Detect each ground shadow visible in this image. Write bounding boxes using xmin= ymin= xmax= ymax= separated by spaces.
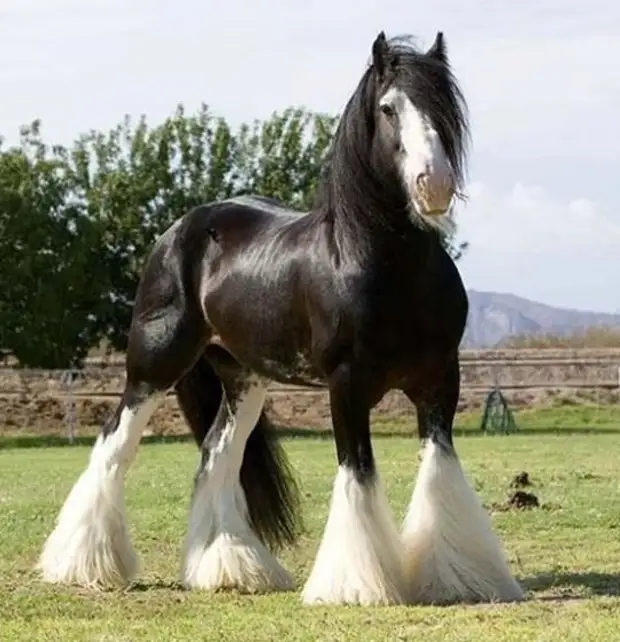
xmin=2 ymin=424 xmax=620 ymax=451
xmin=521 ymin=571 xmax=620 ymax=597
xmin=124 ymin=572 xmax=620 ymax=602
xmin=0 ymin=433 xmax=196 ymax=451
xmin=129 ymin=580 xmax=185 ymax=592
xmin=453 ymin=426 xmax=620 ymax=438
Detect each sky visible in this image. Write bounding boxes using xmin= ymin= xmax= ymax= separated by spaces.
xmin=1 ymin=0 xmax=619 ymax=312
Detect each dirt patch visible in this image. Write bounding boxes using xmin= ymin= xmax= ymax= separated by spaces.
xmin=488 ymin=472 xmax=543 ymax=512
xmin=1 ymin=383 xmax=616 ymax=439
xmin=490 ymin=491 xmax=541 ymax=512
xmin=0 ymin=384 xmax=467 ymax=436
xmin=507 ymin=491 xmax=540 ymax=510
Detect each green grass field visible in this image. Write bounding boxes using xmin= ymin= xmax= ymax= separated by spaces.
xmin=2 ymin=406 xmax=620 ymax=641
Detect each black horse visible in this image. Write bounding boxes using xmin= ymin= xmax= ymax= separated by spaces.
xmin=39 ymin=31 xmax=524 ymax=606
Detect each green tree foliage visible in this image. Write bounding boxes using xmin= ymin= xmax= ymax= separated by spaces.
xmin=0 ymin=122 xmax=106 ymax=367
xmin=0 ymin=103 xmax=466 ymax=368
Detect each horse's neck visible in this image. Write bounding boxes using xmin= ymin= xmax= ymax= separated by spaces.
xmin=326 ymin=204 xmax=434 ymax=271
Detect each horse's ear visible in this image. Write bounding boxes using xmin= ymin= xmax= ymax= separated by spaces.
xmin=427 ymin=31 xmax=447 ymax=64
xmin=372 ymin=31 xmax=389 ymax=77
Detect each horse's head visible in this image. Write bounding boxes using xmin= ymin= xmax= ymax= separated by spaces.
xmin=370 ymin=31 xmax=469 ymax=231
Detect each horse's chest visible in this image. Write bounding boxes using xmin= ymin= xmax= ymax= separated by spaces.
xmin=352 ymin=289 xmax=455 ymax=361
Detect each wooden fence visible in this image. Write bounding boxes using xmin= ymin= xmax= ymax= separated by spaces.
xmin=1 ymin=348 xmax=619 ymax=438
xmin=1 ymin=348 xmax=620 ymax=398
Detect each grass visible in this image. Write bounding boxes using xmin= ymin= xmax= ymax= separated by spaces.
xmin=2 ymin=406 xmax=620 ymax=641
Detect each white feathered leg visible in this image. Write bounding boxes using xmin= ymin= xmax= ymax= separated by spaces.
xmin=401 ymin=438 xmax=524 ymax=604
xmin=181 ymin=375 xmax=293 ymax=593
xmin=38 ymin=395 xmax=161 ymax=588
xmin=302 ymin=466 xmax=406 ymax=606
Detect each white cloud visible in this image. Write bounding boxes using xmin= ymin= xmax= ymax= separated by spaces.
xmin=456 ymin=182 xmax=620 ymax=312
xmin=454 ymin=30 xmax=620 ymax=164
xmin=461 ymin=183 xmax=620 ymax=254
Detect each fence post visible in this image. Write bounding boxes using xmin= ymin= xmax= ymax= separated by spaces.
xmin=60 ymin=370 xmax=77 ymax=444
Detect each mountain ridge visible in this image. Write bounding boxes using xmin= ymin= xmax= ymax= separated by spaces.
xmin=462 ymin=290 xmax=620 ymax=348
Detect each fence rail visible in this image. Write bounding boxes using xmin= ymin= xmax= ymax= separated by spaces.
xmin=1 ymin=349 xmax=619 ymax=442
xmin=1 ymin=382 xmax=620 ymax=398
xmin=1 ymin=351 xmax=620 ymax=394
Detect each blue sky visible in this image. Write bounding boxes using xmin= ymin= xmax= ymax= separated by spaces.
xmin=1 ymin=0 xmax=619 ymax=312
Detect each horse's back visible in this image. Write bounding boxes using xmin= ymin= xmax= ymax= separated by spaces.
xmin=193 ymin=195 xmax=303 ymax=240
xmin=135 ymin=194 xmax=300 ymax=311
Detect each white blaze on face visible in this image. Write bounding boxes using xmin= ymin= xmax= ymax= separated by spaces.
xmin=379 ymin=87 xmax=455 ymax=225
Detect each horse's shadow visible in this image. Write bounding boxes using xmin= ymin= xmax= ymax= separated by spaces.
xmin=110 ymin=572 xmax=620 ymax=606
xmin=521 ymin=571 xmax=620 ymax=598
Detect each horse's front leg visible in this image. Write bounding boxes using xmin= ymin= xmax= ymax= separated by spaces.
xmin=401 ymin=358 xmax=524 ymax=605
xmin=301 ymin=362 xmax=406 ymax=606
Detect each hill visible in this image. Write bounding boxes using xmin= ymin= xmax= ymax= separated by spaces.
xmin=462 ymin=290 xmax=620 ymax=348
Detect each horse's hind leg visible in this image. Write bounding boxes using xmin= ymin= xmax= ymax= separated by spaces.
xmin=179 ymin=346 xmax=295 ymax=593
xmin=400 ymin=358 xmax=524 ymax=604
xmin=38 ymin=298 xmax=207 ymax=589
xmin=38 ymin=383 xmax=163 ymax=589
xmin=302 ymin=362 xmax=406 ymax=606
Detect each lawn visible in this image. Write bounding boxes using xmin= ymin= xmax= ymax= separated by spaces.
xmin=2 ymin=407 xmax=620 ymax=641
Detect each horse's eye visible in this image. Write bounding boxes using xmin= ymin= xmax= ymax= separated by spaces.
xmin=380 ymin=103 xmax=395 ymax=118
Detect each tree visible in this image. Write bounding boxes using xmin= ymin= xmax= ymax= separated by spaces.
xmin=0 ymin=122 xmax=108 ymax=367
xmin=234 ymin=107 xmax=337 ymax=210
xmin=64 ymin=104 xmax=240 ymax=350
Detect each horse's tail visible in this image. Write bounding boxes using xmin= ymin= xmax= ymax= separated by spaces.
xmin=241 ymin=409 xmax=303 ymax=550
xmin=175 ymin=355 xmax=303 ymax=552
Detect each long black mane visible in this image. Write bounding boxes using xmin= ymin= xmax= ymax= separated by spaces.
xmin=314 ymin=35 xmax=470 ymax=236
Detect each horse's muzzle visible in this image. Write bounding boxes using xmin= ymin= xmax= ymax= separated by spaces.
xmin=414 ymin=170 xmax=455 ymax=216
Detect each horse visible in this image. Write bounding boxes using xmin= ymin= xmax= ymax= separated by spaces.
xmin=38 ymin=30 xmax=524 ymax=607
